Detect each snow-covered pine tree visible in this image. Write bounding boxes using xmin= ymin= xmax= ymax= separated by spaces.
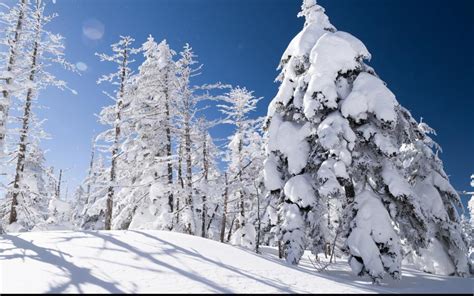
xmin=96 ymin=36 xmax=137 ymax=230
xmin=466 ymin=175 xmax=474 ymax=273
xmin=7 ymin=0 xmax=75 ymax=227
xmin=218 ymin=86 xmax=264 ymax=249
xmin=263 ymin=0 xmax=468 ymax=281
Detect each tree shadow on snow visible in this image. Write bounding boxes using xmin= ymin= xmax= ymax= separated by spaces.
xmin=85 ymin=231 xmax=234 ymax=293
xmin=0 ymin=234 xmax=125 ymax=293
xmin=129 ymin=230 xmax=299 ymax=293
xmin=252 ymin=247 xmax=471 ymax=294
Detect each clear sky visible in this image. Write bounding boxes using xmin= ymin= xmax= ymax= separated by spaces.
xmin=6 ymin=0 xmax=473 ymax=206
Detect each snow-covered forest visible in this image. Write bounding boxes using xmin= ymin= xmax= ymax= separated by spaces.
xmin=0 ymin=0 xmax=472 ymax=293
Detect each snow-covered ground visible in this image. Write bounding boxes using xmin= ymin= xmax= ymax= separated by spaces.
xmin=0 ymin=230 xmax=472 ymax=293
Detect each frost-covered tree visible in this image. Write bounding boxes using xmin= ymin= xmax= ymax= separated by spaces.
xmin=1 ymin=139 xmax=56 ymax=231
xmin=45 ymin=192 xmax=72 ymax=230
xmin=173 ymin=44 xmax=199 ymax=234
xmin=192 ymin=117 xmax=223 ymax=238
xmin=173 ymin=44 xmax=228 ymax=234
xmin=264 ymin=0 xmax=468 ymax=281
xmin=70 ymin=140 xmax=96 ymax=228
xmin=79 ymin=153 xmax=109 ymax=230
xmin=70 ymin=184 xmax=86 ymax=227
xmin=154 ymin=38 xmax=177 ymax=214
xmin=112 ymin=36 xmax=176 ymax=231
xmin=96 ymin=36 xmax=137 ymax=230
xmin=7 ymin=0 xmax=75 ymax=227
xmin=218 ymin=86 xmax=264 ymax=248
xmin=0 ymin=0 xmax=30 ymax=155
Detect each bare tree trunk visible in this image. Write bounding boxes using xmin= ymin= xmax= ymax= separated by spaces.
xmin=255 ymin=182 xmax=261 ymax=254
xmin=105 ymin=110 xmax=120 ymax=230
xmin=201 ymin=133 xmax=208 ymax=238
xmin=0 ymin=0 xmax=27 ymax=151
xmin=207 ymin=204 xmax=219 ymax=233
xmin=277 ymin=213 xmax=283 ymax=259
xmin=9 ymin=85 xmax=34 ymax=224
xmin=238 ymin=138 xmax=245 ymax=226
xmin=235 ymin=126 xmax=245 ymax=231
xmin=220 ymin=173 xmax=228 ymax=243
xmin=178 ymin=141 xmax=184 ymax=189
xmin=227 ymin=216 xmax=235 ymax=242
xmin=56 ymin=169 xmax=63 ymax=199
xmin=323 ymin=198 xmax=331 ymax=258
xmin=105 ymin=47 xmax=129 ymax=231
xmin=176 ymin=141 xmax=184 ymax=225
xmin=184 ymin=113 xmax=193 ymax=234
xmin=85 ymin=140 xmax=95 ymax=205
xmin=9 ymin=8 xmax=40 ymax=224
xmin=164 ymin=75 xmax=173 ymax=213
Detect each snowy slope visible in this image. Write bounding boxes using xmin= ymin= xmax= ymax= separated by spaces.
xmin=0 ymin=230 xmax=472 ymax=293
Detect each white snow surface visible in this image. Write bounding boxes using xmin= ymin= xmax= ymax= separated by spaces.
xmin=263 ymin=156 xmax=283 ymax=191
xmin=284 ymin=174 xmax=315 ymax=208
xmin=408 ymin=238 xmax=456 ymax=276
xmin=347 ymin=191 xmax=401 ymax=279
xmin=1 ymin=230 xmax=472 ymax=293
xmin=304 ymin=32 xmax=368 ymax=117
xmin=341 ymin=72 xmax=398 ymax=125
xmin=267 ymin=114 xmax=311 ymax=175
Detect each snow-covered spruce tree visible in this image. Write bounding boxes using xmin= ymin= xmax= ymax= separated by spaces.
xmin=112 ymin=36 xmax=176 ymax=231
xmin=465 ymin=175 xmax=474 ymax=273
xmin=7 ymin=0 xmax=75 ymax=228
xmin=0 ymin=0 xmax=30 ymax=156
xmin=263 ymin=0 xmax=468 ymax=281
xmin=218 ymin=86 xmax=264 ymax=248
xmin=96 ymin=36 xmax=137 ymax=230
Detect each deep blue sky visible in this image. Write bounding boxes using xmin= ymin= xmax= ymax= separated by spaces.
xmin=7 ymin=0 xmax=473 ymax=206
